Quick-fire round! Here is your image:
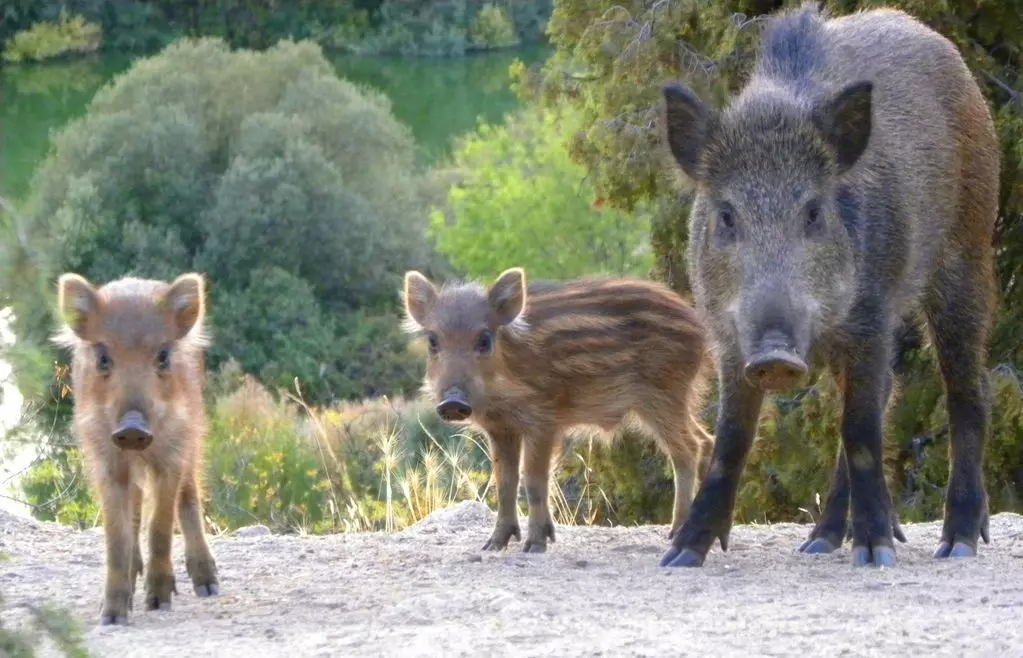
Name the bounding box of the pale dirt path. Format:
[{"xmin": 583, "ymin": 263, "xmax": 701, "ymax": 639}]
[{"xmin": 2, "ymin": 502, "xmax": 1023, "ymax": 658}]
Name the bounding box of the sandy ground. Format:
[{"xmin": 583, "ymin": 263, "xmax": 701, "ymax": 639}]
[{"xmin": 2, "ymin": 503, "xmax": 1022, "ymax": 658}]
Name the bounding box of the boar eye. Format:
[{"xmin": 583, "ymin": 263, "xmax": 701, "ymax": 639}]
[
  {"xmin": 156, "ymin": 345, "xmax": 172, "ymax": 372},
  {"xmin": 95, "ymin": 343, "xmax": 112, "ymax": 373},
  {"xmin": 804, "ymin": 199, "xmax": 824, "ymax": 237},
  {"xmin": 719, "ymin": 207, "xmax": 735, "ymax": 229},
  {"xmin": 427, "ymin": 333, "xmax": 440, "ymax": 355},
  {"xmin": 714, "ymin": 202, "xmax": 737, "ymax": 245},
  {"xmin": 477, "ymin": 330, "xmax": 494, "ymax": 355}
]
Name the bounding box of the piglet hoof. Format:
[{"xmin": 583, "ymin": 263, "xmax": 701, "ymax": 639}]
[
  {"xmin": 187, "ymin": 556, "xmax": 220, "ymax": 597},
  {"xmin": 144, "ymin": 571, "xmax": 177, "ymax": 611},
  {"xmin": 933, "ymin": 541, "xmax": 977, "ymax": 559},
  {"xmin": 196, "ymin": 583, "xmax": 220, "ymax": 597},
  {"xmin": 482, "ymin": 523, "xmax": 521, "ymax": 551},
  {"xmin": 99, "ymin": 613, "xmax": 129, "ymax": 626},
  {"xmin": 850, "ymin": 544, "xmax": 897, "ymax": 568},
  {"xmin": 798, "ymin": 537, "xmax": 840, "ymax": 554},
  {"xmin": 660, "ymin": 546, "xmax": 705, "ymax": 568}
]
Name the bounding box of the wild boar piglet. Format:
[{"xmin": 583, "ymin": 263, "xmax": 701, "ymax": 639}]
[
  {"xmin": 55, "ymin": 272, "xmax": 219, "ymax": 624},
  {"xmin": 403, "ymin": 266, "xmax": 714, "ymax": 552}
]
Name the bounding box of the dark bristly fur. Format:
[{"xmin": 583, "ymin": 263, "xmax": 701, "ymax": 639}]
[
  {"xmin": 661, "ymin": 3, "xmax": 999, "ymax": 568},
  {"xmin": 403, "ymin": 267, "xmax": 715, "ymax": 553},
  {"xmin": 54, "ymin": 273, "xmax": 220, "ymax": 624}
]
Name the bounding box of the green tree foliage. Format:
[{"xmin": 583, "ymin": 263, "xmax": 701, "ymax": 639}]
[
  {"xmin": 3, "ymin": 37, "xmax": 437, "ymax": 414},
  {"xmin": 468, "ymin": 4, "xmax": 520, "ymax": 51},
  {"xmin": 360, "ymin": 0, "xmax": 550, "ymax": 56},
  {"xmin": 0, "ymin": 0, "xmax": 549, "ymax": 58},
  {"xmin": 519, "ymin": 0, "xmax": 1023, "ymax": 522},
  {"xmin": 2, "ymin": 11, "xmax": 101, "ymax": 63},
  {"xmin": 430, "ymin": 104, "xmax": 654, "ymax": 279},
  {"xmin": 0, "ymin": 0, "xmax": 371, "ymax": 55}
]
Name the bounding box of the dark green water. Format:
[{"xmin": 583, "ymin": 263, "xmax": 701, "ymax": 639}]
[{"xmin": 0, "ymin": 44, "xmax": 549, "ymax": 201}]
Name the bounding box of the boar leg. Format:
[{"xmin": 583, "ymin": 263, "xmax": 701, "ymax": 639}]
[
  {"xmin": 926, "ymin": 265, "xmax": 993, "ymax": 559},
  {"xmin": 521, "ymin": 436, "xmax": 556, "ymax": 553},
  {"xmin": 144, "ymin": 469, "xmax": 181, "ymax": 611},
  {"xmin": 840, "ymin": 318, "xmax": 902, "ymax": 568},
  {"xmin": 801, "ymin": 362, "xmax": 907, "ymax": 554},
  {"xmin": 482, "ymin": 429, "xmax": 523, "ymax": 551},
  {"xmin": 662, "ymin": 354, "xmax": 765, "ymax": 567},
  {"xmin": 130, "ymin": 483, "xmax": 144, "ymax": 594},
  {"xmin": 98, "ymin": 464, "xmax": 135, "ymax": 625},
  {"xmin": 178, "ymin": 469, "xmax": 220, "ymax": 596}
]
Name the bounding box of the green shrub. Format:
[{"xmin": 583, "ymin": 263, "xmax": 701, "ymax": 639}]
[
  {"xmin": 3, "ymin": 38, "xmax": 438, "ymax": 418},
  {"xmin": 2, "ymin": 12, "xmax": 102, "ymax": 64},
  {"xmin": 19, "ymin": 447, "xmax": 99, "ymax": 530},
  {"xmin": 0, "ymin": 589, "xmax": 89, "ymax": 658}
]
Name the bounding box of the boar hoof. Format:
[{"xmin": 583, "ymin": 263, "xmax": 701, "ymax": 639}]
[
  {"xmin": 659, "ymin": 546, "xmax": 705, "ymax": 568},
  {"xmin": 933, "ymin": 541, "xmax": 977, "ymax": 559},
  {"xmin": 850, "ymin": 544, "xmax": 897, "ymax": 568},
  {"xmin": 482, "ymin": 523, "xmax": 521, "ymax": 551},
  {"xmin": 523, "ymin": 542, "xmax": 548, "ymax": 554},
  {"xmin": 798, "ymin": 537, "xmax": 839, "ymax": 554}
]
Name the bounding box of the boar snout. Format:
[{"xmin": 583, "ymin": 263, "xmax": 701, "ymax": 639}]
[
  {"xmin": 112, "ymin": 411, "xmax": 153, "ymax": 451},
  {"xmin": 436, "ymin": 389, "xmax": 473, "ymax": 422},
  {"xmin": 743, "ymin": 330, "xmax": 809, "ymax": 391}
]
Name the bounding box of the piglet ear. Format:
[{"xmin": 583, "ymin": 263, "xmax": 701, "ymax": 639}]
[
  {"xmin": 403, "ymin": 270, "xmax": 438, "ymax": 332},
  {"xmin": 164, "ymin": 273, "xmax": 206, "ymax": 340},
  {"xmin": 488, "ymin": 267, "xmax": 526, "ymax": 327},
  {"xmin": 57, "ymin": 273, "xmax": 100, "ymax": 341}
]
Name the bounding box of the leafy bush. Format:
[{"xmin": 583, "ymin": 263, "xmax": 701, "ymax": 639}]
[
  {"xmin": 3, "ymin": 38, "xmax": 438, "ymax": 416},
  {"xmin": 2, "ymin": 11, "xmax": 102, "ymax": 63},
  {"xmin": 468, "ymin": 4, "xmax": 519, "ymax": 51},
  {"xmin": 0, "ymin": 589, "xmax": 88, "ymax": 658},
  {"xmin": 19, "ymin": 447, "xmax": 99, "ymax": 530},
  {"xmin": 430, "ymin": 104, "xmax": 654, "ymax": 279}
]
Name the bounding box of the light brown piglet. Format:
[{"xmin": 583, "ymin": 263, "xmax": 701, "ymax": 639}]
[
  {"xmin": 55, "ymin": 273, "xmax": 219, "ymax": 625},
  {"xmin": 403, "ymin": 266, "xmax": 714, "ymax": 553}
]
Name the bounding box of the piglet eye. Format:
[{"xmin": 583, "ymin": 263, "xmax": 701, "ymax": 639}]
[
  {"xmin": 477, "ymin": 330, "xmax": 494, "ymax": 355},
  {"xmin": 427, "ymin": 333, "xmax": 440, "ymax": 355},
  {"xmin": 156, "ymin": 345, "xmax": 172, "ymax": 372},
  {"xmin": 95, "ymin": 343, "xmax": 112, "ymax": 373}
]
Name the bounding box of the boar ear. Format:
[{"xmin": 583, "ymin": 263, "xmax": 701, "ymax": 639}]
[
  {"xmin": 57, "ymin": 273, "xmax": 100, "ymax": 341},
  {"xmin": 813, "ymin": 80, "xmax": 873, "ymax": 174},
  {"xmin": 403, "ymin": 271, "xmax": 437, "ymax": 332},
  {"xmin": 164, "ymin": 273, "xmax": 205, "ymax": 340},
  {"xmin": 488, "ymin": 267, "xmax": 526, "ymax": 327},
  {"xmin": 662, "ymin": 82, "xmax": 715, "ymax": 181}
]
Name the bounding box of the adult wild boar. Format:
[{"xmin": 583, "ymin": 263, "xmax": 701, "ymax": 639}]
[
  {"xmin": 402, "ymin": 267, "xmax": 714, "ymax": 552},
  {"xmin": 660, "ymin": 3, "xmax": 999, "ymax": 568},
  {"xmin": 55, "ymin": 273, "xmax": 220, "ymax": 624}
]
